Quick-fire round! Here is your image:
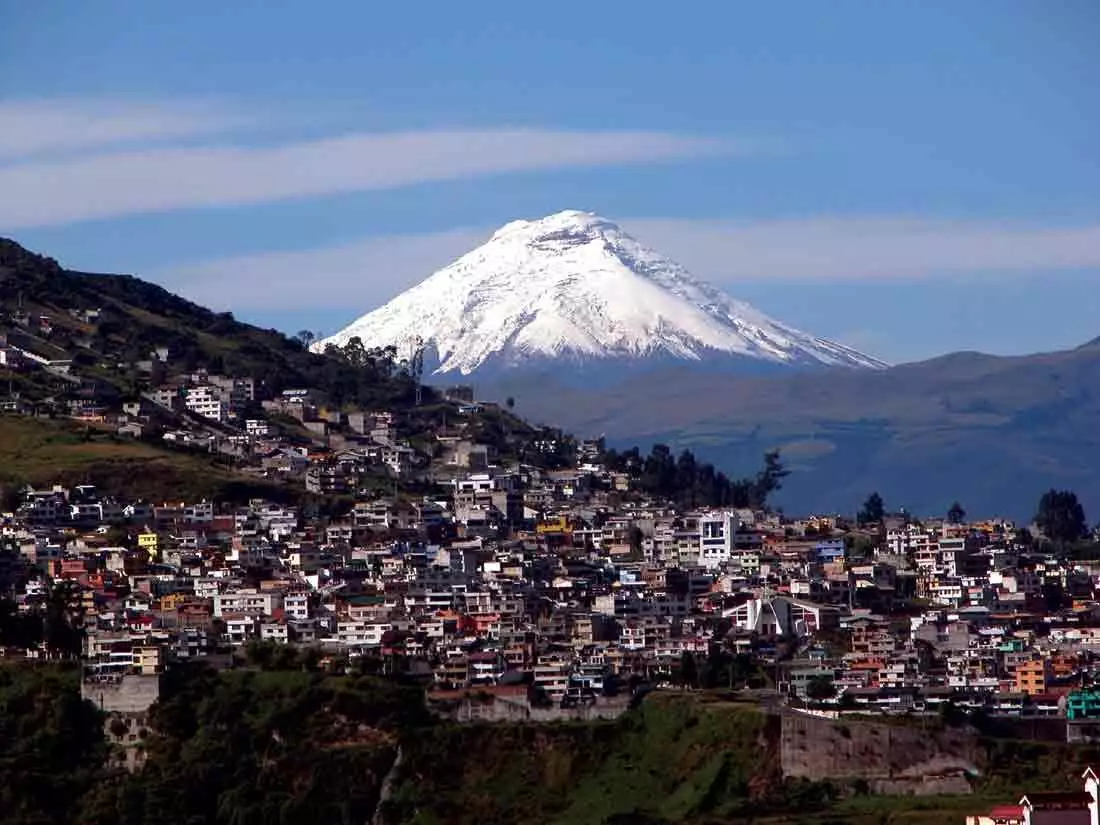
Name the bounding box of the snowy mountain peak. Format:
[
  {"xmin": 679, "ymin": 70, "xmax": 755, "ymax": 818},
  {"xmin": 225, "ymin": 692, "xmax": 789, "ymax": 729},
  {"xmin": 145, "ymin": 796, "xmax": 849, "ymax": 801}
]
[
  {"xmin": 318, "ymin": 210, "xmax": 888, "ymax": 375},
  {"xmin": 489, "ymin": 209, "xmax": 619, "ymax": 243}
]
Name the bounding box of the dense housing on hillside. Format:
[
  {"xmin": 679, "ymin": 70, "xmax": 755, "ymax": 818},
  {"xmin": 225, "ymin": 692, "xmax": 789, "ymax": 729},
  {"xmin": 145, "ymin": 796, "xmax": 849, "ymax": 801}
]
[
  {"xmin": 5, "ymin": 420, "xmax": 1100, "ymax": 733},
  {"xmin": 4, "ymin": 237, "xmax": 1100, "ymax": 822}
]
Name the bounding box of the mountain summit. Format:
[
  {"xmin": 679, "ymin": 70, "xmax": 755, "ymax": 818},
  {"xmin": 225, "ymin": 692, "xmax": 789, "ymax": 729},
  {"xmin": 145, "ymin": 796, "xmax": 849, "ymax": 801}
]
[{"xmin": 319, "ymin": 210, "xmax": 887, "ymax": 375}]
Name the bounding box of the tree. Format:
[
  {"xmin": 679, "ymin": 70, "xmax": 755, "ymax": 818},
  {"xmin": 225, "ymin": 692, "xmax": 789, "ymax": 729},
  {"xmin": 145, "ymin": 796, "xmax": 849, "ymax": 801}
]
[
  {"xmin": 670, "ymin": 449, "xmax": 697, "ymax": 507},
  {"xmin": 805, "ymin": 675, "xmax": 836, "ymax": 702},
  {"xmin": 295, "ymin": 330, "xmax": 316, "ymax": 349},
  {"xmin": 947, "ymin": 501, "xmax": 967, "ymax": 525},
  {"xmin": 1035, "ymin": 489, "xmax": 1088, "ymax": 547},
  {"xmin": 43, "ymin": 580, "xmax": 84, "ymax": 659},
  {"xmin": 244, "ymin": 638, "xmax": 276, "ymax": 669},
  {"xmin": 858, "ymin": 492, "xmax": 885, "ymax": 526},
  {"xmin": 0, "ymin": 485, "xmax": 23, "ymax": 513},
  {"xmin": 845, "ymin": 533, "xmax": 875, "ymax": 562},
  {"xmin": 505, "ymin": 396, "xmax": 515, "ymax": 410},
  {"xmin": 678, "ymin": 651, "xmax": 699, "ymax": 688},
  {"xmin": 750, "ymin": 449, "xmax": 790, "ymax": 508},
  {"xmin": 341, "ymin": 336, "xmax": 368, "ymax": 368},
  {"xmin": 297, "ymin": 645, "xmax": 322, "ymax": 672}
]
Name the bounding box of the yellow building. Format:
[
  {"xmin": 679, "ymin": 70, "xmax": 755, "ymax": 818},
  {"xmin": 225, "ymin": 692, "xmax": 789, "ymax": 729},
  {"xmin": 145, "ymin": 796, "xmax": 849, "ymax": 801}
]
[
  {"xmin": 137, "ymin": 532, "xmax": 158, "ymax": 560},
  {"xmin": 537, "ymin": 517, "xmax": 570, "ymax": 535},
  {"xmin": 132, "ymin": 645, "xmax": 165, "ymax": 675},
  {"xmin": 159, "ymin": 593, "xmax": 189, "ymax": 611}
]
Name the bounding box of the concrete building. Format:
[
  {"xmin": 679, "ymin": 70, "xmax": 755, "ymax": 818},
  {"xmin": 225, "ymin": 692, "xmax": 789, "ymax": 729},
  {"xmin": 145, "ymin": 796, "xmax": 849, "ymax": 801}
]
[{"xmin": 184, "ymin": 385, "xmax": 228, "ymax": 423}]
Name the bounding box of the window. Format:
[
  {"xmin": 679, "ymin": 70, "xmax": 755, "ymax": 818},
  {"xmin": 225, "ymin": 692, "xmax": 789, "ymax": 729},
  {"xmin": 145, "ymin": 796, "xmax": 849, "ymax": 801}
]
[{"xmin": 702, "ymin": 521, "xmax": 725, "ymax": 540}]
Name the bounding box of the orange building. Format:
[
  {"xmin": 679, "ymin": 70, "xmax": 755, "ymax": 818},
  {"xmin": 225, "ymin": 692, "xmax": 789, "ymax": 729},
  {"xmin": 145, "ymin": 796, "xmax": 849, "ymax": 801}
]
[{"xmin": 1014, "ymin": 657, "xmax": 1053, "ymax": 695}]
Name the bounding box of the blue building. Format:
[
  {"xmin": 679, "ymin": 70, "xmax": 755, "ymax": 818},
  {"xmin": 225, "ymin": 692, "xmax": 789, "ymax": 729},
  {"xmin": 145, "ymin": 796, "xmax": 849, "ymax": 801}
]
[{"xmin": 815, "ymin": 539, "xmax": 846, "ymax": 564}]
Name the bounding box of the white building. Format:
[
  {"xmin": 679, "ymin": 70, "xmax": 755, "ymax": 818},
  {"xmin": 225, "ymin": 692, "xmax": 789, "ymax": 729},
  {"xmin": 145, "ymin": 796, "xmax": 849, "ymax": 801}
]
[
  {"xmin": 725, "ymin": 596, "xmax": 839, "ymax": 639},
  {"xmin": 335, "ymin": 619, "xmax": 391, "ymax": 648},
  {"xmin": 885, "ymin": 526, "xmax": 935, "ymax": 559},
  {"xmin": 697, "ymin": 511, "xmax": 738, "ymax": 569},
  {"xmin": 245, "ymin": 419, "xmax": 270, "ymax": 437},
  {"xmin": 260, "ymin": 621, "xmax": 289, "ymax": 643},
  {"xmin": 184, "ymin": 385, "xmax": 228, "ymax": 423},
  {"xmin": 284, "ymin": 593, "xmax": 310, "ymax": 621},
  {"xmin": 212, "ymin": 588, "xmax": 284, "ymax": 618}
]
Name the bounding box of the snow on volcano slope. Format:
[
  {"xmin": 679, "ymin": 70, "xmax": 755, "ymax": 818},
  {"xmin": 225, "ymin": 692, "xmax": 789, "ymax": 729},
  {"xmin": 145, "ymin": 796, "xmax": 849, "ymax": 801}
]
[{"xmin": 318, "ymin": 210, "xmax": 888, "ymax": 375}]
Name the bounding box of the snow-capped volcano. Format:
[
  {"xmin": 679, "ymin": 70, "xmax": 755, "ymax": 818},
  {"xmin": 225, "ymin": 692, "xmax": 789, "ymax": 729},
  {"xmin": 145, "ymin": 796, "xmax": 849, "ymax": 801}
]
[{"xmin": 318, "ymin": 210, "xmax": 887, "ymax": 375}]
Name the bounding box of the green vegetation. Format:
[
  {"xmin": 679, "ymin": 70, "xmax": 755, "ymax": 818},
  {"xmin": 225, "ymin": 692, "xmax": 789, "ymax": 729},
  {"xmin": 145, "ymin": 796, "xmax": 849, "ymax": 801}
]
[
  {"xmin": 0, "ymin": 661, "xmax": 428, "ymax": 825},
  {"xmin": 603, "ymin": 444, "xmax": 789, "ymax": 509},
  {"xmin": 384, "ymin": 695, "xmax": 796, "ymax": 825},
  {"xmin": 0, "ymin": 238, "xmax": 426, "ymax": 409},
  {"xmin": 7, "ymin": 664, "xmax": 1100, "ymax": 825},
  {"xmin": 0, "ymin": 415, "xmax": 294, "ymax": 504},
  {"xmin": 0, "ymin": 664, "xmax": 107, "ymax": 825},
  {"xmin": 977, "ymin": 737, "xmax": 1100, "ymax": 797},
  {"xmin": 0, "ymin": 580, "xmax": 85, "ymax": 658},
  {"xmin": 858, "ymin": 492, "xmax": 885, "ymax": 526},
  {"xmin": 1035, "ymin": 488, "xmax": 1089, "ymax": 546},
  {"xmin": 82, "ymin": 665, "xmax": 429, "ymax": 825}
]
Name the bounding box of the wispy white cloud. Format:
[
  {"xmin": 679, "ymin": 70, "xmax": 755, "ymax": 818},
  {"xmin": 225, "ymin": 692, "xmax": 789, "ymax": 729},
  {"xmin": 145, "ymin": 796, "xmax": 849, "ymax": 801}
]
[
  {"xmin": 0, "ymin": 125, "xmax": 730, "ymax": 228},
  {"xmin": 159, "ymin": 228, "xmax": 486, "ymax": 314},
  {"xmin": 156, "ymin": 215, "xmax": 1100, "ymax": 321},
  {"xmin": 0, "ymin": 98, "xmax": 251, "ymax": 161},
  {"xmin": 627, "ymin": 217, "xmax": 1100, "ymax": 281}
]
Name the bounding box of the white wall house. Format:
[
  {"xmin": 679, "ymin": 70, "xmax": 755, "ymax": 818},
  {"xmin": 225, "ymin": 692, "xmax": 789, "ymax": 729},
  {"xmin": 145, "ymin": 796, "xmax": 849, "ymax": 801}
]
[
  {"xmin": 184, "ymin": 385, "xmax": 228, "ymax": 423},
  {"xmin": 697, "ymin": 511, "xmax": 738, "ymax": 569},
  {"xmin": 212, "ymin": 589, "xmax": 284, "ymax": 618}
]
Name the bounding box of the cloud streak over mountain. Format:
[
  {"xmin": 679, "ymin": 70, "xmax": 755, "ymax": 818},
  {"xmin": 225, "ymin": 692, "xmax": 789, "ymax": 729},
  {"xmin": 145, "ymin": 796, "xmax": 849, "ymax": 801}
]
[{"xmin": 0, "ymin": 100, "xmax": 734, "ymax": 228}]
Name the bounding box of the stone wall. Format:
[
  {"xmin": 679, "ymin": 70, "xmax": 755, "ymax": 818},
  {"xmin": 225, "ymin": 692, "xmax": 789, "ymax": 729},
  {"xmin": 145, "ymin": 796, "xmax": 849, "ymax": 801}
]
[
  {"xmin": 430, "ymin": 693, "xmax": 631, "ymax": 724},
  {"xmin": 779, "ymin": 709, "xmax": 982, "ymax": 795},
  {"xmin": 1068, "ymin": 720, "xmax": 1100, "ymax": 744},
  {"xmin": 81, "ymin": 674, "xmax": 162, "ymax": 714}
]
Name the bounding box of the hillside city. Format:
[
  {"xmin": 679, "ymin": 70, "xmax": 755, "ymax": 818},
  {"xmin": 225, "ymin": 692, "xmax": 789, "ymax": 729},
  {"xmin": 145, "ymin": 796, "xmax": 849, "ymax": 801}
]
[
  {"xmin": 2, "ymin": 252, "xmax": 1100, "ymax": 824},
  {"xmin": 3, "ymin": 318, "xmax": 1100, "ymax": 744}
]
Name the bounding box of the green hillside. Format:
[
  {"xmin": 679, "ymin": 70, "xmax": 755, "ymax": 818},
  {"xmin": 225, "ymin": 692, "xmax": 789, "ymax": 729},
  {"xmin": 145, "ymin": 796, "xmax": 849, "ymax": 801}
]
[
  {"xmin": 0, "ymin": 238, "xmax": 424, "ymax": 410},
  {"xmin": 8, "ymin": 664, "xmax": 1100, "ymax": 825},
  {"xmin": 0, "ymin": 416, "xmax": 296, "ymax": 506}
]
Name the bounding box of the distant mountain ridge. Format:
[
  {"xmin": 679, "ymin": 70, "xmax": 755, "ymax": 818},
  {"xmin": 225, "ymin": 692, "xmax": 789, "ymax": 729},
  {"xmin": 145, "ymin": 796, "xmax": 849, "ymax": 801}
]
[
  {"xmin": 320, "ymin": 210, "xmax": 886, "ymax": 375},
  {"xmin": 498, "ymin": 338, "xmax": 1100, "ymax": 520}
]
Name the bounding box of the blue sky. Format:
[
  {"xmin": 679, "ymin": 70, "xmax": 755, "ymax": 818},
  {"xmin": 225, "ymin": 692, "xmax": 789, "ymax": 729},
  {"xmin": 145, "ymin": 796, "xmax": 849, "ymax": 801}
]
[{"xmin": 2, "ymin": 1, "xmax": 1098, "ymax": 363}]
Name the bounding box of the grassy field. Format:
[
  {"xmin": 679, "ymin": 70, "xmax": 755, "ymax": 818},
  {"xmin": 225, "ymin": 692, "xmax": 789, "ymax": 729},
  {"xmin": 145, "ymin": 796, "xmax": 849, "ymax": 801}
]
[{"xmin": 0, "ymin": 415, "xmax": 291, "ymax": 504}]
